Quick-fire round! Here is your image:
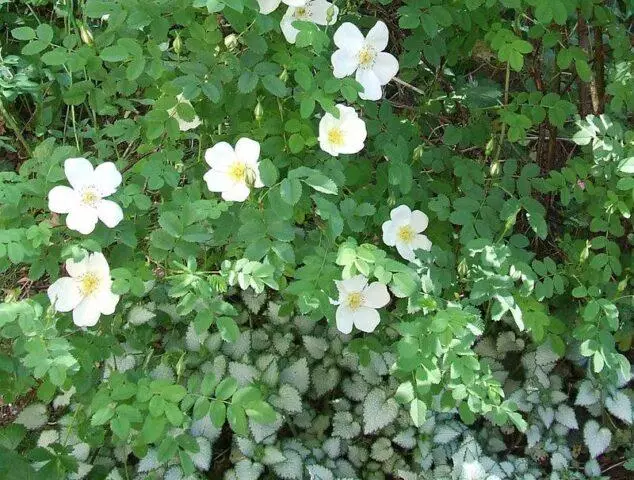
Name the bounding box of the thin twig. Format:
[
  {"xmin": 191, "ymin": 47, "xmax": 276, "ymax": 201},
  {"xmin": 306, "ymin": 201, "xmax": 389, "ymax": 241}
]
[{"xmin": 391, "ymin": 77, "xmax": 425, "ymax": 95}]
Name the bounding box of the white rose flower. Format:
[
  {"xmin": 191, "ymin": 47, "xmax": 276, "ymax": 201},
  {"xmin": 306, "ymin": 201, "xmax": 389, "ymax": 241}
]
[
  {"xmin": 48, "ymin": 157, "xmax": 123, "ymax": 235},
  {"xmin": 203, "ymin": 138, "xmax": 264, "ymax": 202},
  {"xmin": 47, "ymin": 252, "xmax": 120, "ymax": 327},
  {"xmin": 333, "ymin": 275, "xmax": 390, "ymax": 334},
  {"xmin": 280, "ymin": 0, "xmax": 338, "ymax": 44},
  {"xmin": 382, "ymin": 205, "xmax": 432, "ymax": 261},
  {"xmin": 167, "ymin": 94, "xmax": 202, "ymax": 132},
  {"xmin": 331, "ymin": 21, "xmax": 399, "ymax": 101},
  {"xmin": 318, "ymin": 104, "xmax": 367, "ymax": 157},
  {"xmin": 257, "ymin": 0, "xmax": 306, "ymax": 15}
]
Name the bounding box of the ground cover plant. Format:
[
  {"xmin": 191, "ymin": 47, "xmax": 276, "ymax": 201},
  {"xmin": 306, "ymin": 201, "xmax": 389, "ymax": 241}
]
[{"xmin": 0, "ymin": 0, "xmax": 633, "ymax": 478}]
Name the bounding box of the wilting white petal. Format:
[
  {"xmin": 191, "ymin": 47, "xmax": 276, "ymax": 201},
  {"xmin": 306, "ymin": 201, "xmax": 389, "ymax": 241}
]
[
  {"xmin": 221, "ymin": 183, "xmax": 251, "ymax": 202},
  {"xmin": 86, "ymin": 252, "xmax": 110, "ymax": 278},
  {"xmin": 356, "ymin": 69, "xmax": 383, "ymax": 101},
  {"xmin": 331, "ymin": 49, "xmax": 359, "ymax": 78},
  {"xmin": 65, "ymin": 256, "xmax": 88, "ymax": 278},
  {"xmin": 97, "ymin": 200, "xmax": 123, "ymax": 228},
  {"xmin": 64, "ymin": 157, "xmax": 94, "ymax": 190},
  {"xmin": 363, "ymin": 282, "xmax": 390, "ymax": 308},
  {"xmin": 365, "ymin": 21, "xmax": 389, "ymax": 51},
  {"xmin": 93, "ymin": 162, "xmax": 122, "ymax": 197},
  {"xmin": 410, "ymin": 210, "xmax": 429, "ymax": 233},
  {"xmin": 396, "ymin": 242, "xmax": 415, "ymax": 262},
  {"xmin": 48, "ymin": 278, "xmax": 82, "ymax": 312},
  {"xmin": 48, "ymin": 186, "xmax": 79, "ymax": 214},
  {"xmin": 411, "ymin": 234, "xmax": 432, "ymax": 253},
  {"xmin": 281, "ymin": 13, "xmax": 300, "ymax": 43},
  {"xmin": 97, "ymin": 288, "xmax": 120, "ymax": 315},
  {"xmin": 382, "ymin": 220, "xmax": 397, "ymax": 246},
  {"xmin": 351, "ymin": 307, "xmax": 381, "ymax": 333},
  {"xmin": 373, "ymin": 52, "xmax": 399, "ymax": 85},
  {"xmin": 333, "ymin": 22, "xmax": 364, "ymax": 52},
  {"xmin": 203, "ymin": 170, "xmax": 231, "ymax": 193},
  {"xmin": 73, "ymin": 297, "xmax": 102, "ymax": 327},
  {"xmin": 310, "ymin": 0, "xmax": 337, "ymax": 24},
  {"xmin": 390, "ymin": 205, "xmax": 411, "ymax": 223},
  {"xmin": 335, "ymin": 306, "xmax": 354, "ymax": 334},
  {"xmin": 338, "ymin": 275, "xmax": 368, "ymax": 294},
  {"xmin": 66, "ymin": 205, "xmax": 99, "ymax": 234},
  {"xmin": 257, "ymin": 0, "xmax": 282, "ymax": 14},
  {"xmin": 235, "ymin": 137, "xmax": 260, "ymax": 164},
  {"xmin": 205, "ymin": 142, "xmax": 236, "ymax": 170}
]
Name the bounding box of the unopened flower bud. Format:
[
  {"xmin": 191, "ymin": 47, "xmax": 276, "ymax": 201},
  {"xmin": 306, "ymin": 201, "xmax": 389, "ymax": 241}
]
[
  {"xmin": 254, "ymin": 101, "xmax": 264, "ymax": 122},
  {"xmin": 79, "ymin": 23, "xmax": 93, "ymax": 46},
  {"xmin": 489, "ymin": 160, "xmax": 500, "ymax": 176},
  {"xmin": 326, "ymin": 5, "xmax": 336, "ymax": 23},
  {"xmin": 279, "ymin": 68, "xmax": 288, "ymax": 83},
  {"xmin": 173, "ymin": 33, "xmax": 183, "ymax": 55},
  {"xmin": 413, "ymin": 145, "xmax": 424, "ymax": 161}
]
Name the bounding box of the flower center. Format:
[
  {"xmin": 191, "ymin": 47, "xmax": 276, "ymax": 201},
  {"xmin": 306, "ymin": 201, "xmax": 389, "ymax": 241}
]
[
  {"xmin": 80, "ymin": 272, "xmax": 101, "ymax": 296},
  {"xmin": 294, "ymin": 6, "xmax": 309, "ymax": 18},
  {"xmin": 327, "ymin": 127, "xmax": 345, "ymax": 146},
  {"xmin": 345, "ymin": 292, "xmax": 364, "ymax": 311},
  {"xmin": 80, "ymin": 187, "xmax": 100, "ymax": 207},
  {"xmin": 358, "ymin": 46, "xmax": 376, "ymax": 68},
  {"xmin": 228, "ymin": 162, "xmax": 247, "ymax": 183},
  {"xmin": 397, "ymin": 225, "xmax": 415, "ymax": 244}
]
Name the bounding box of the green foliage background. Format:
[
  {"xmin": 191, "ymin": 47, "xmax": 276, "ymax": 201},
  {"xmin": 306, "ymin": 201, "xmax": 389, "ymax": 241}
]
[{"xmin": 0, "ymin": 0, "xmax": 633, "ymax": 478}]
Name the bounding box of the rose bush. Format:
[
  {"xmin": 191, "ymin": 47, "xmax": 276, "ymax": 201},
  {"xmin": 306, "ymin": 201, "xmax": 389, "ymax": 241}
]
[{"xmin": 0, "ymin": 0, "xmax": 633, "ymax": 478}]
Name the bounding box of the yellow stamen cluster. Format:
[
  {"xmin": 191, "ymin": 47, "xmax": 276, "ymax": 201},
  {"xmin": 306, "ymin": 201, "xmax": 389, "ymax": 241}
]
[
  {"xmin": 228, "ymin": 162, "xmax": 247, "ymax": 183},
  {"xmin": 327, "ymin": 127, "xmax": 345, "ymax": 146},
  {"xmin": 397, "ymin": 225, "xmax": 415, "ymax": 243},
  {"xmin": 346, "ymin": 292, "xmax": 364, "ymax": 310},
  {"xmin": 80, "ymin": 273, "xmax": 101, "ymax": 296}
]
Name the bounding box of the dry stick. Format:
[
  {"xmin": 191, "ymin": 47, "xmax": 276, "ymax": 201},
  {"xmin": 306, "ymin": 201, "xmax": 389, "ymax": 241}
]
[{"xmin": 0, "ymin": 98, "xmax": 32, "ymax": 157}]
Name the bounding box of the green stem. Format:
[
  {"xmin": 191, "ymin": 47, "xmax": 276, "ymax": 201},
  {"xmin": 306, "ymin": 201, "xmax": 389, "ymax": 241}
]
[
  {"xmin": 0, "ymin": 98, "xmax": 32, "ymax": 157},
  {"xmin": 493, "ymin": 63, "xmax": 511, "ymax": 164}
]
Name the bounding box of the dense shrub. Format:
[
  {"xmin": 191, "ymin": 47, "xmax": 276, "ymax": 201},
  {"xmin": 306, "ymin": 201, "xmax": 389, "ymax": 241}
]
[{"xmin": 0, "ymin": 0, "xmax": 633, "ymax": 479}]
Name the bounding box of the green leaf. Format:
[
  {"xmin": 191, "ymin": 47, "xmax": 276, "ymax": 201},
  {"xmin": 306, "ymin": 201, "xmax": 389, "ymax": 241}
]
[
  {"xmin": 100, "ymin": 45, "xmax": 129, "ymax": 62},
  {"xmin": 280, "ymin": 178, "xmax": 302, "ymax": 205},
  {"xmin": 259, "ymin": 158, "xmax": 279, "ymax": 186},
  {"xmin": 210, "ymin": 400, "xmax": 226, "ymax": 427},
  {"xmin": 262, "ymin": 75, "xmax": 288, "ymax": 97},
  {"xmin": 245, "ymin": 400, "xmax": 276, "ymax": 424},
  {"xmin": 11, "ymin": 27, "xmax": 36, "ymax": 41},
  {"xmin": 141, "ymin": 416, "xmax": 166, "ymax": 443},
  {"xmin": 227, "ymin": 404, "xmax": 248, "ymax": 435},
  {"xmin": 159, "ymin": 212, "xmax": 183, "ymax": 238},
  {"xmin": 409, "ymin": 399, "xmax": 427, "ymax": 427},
  {"xmin": 215, "ymin": 377, "xmax": 238, "ymax": 400},
  {"xmin": 238, "ymin": 71, "xmax": 258, "ymax": 93},
  {"xmin": 217, "ymin": 316, "xmax": 239, "ymax": 343}
]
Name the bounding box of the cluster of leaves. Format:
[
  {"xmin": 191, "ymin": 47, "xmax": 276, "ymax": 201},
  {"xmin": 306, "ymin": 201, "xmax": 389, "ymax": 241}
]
[{"xmin": 0, "ymin": 0, "xmax": 633, "ymax": 478}]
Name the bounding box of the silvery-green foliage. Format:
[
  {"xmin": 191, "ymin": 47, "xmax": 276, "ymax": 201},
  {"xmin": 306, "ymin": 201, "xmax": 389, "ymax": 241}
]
[
  {"xmin": 604, "ymin": 391, "xmax": 632, "ymax": 424},
  {"xmin": 583, "ymin": 420, "xmax": 611, "ymax": 459},
  {"xmin": 14, "ymin": 403, "xmax": 48, "ymax": 430},
  {"xmin": 363, "ymin": 388, "xmax": 399, "ymax": 434},
  {"xmin": 280, "ymin": 357, "xmax": 310, "ymax": 394}
]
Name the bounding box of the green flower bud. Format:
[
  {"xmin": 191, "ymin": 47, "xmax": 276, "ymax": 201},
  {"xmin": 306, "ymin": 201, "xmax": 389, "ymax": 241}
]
[
  {"xmin": 79, "ymin": 23, "xmax": 93, "ymax": 46},
  {"xmin": 173, "ymin": 33, "xmax": 183, "ymax": 55},
  {"xmin": 254, "ymin": 101, "xmax": 264, "ymax": 122},
  {"xmin": 279, "ymin": 68, "xmax": 288, "ymax": 83}
]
